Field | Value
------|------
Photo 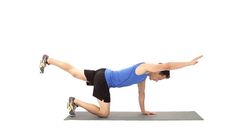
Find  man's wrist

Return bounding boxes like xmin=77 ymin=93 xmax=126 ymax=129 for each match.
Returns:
xmin=188 ymin=61 xmax=193 ymax=66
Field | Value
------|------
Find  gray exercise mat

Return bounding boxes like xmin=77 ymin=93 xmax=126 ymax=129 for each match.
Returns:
xmin=64 ymin=111 xmax=203 ymax=121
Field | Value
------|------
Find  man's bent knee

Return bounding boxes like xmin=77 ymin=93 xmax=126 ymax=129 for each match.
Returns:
xmin=99 ymin=111 xmax=110 ymax=118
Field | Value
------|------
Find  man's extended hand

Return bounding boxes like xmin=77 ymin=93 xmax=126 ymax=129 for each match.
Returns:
xmin=142 ymin=111 xmax=156 ymax=115
xmin=190 ymin=55 xmax=203 ymax=65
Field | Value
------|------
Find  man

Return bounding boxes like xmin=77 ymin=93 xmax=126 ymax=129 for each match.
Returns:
xmin=40 ymin=54 xmax=203 ymax=118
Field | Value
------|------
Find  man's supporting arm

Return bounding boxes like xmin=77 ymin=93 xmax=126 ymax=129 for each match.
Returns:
xmin=138 ymin=81 xmax=156 ymax=115
xmin=138 ymin=81 xmax=145 ymax=113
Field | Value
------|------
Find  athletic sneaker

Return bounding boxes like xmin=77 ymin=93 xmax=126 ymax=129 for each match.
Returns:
xmin=67 ymin=97 xmax=78 ymax=117
xmin=39 ymin=54 xmax=49 ymax=74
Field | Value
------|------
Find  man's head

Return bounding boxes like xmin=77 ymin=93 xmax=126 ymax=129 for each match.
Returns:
xmin=148 ymin=70 xmax=170 ymax=82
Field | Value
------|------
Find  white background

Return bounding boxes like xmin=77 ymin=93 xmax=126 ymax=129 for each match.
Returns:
xmin=0 ymin=0 xmax=236 ymax=133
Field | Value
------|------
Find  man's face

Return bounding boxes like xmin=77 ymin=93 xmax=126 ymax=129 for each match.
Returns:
xmin=149 ymin=72 xmax=166 ymax=82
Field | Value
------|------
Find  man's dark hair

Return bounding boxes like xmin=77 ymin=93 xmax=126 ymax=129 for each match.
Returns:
xmin=158 ymin=62 xmax=170 ymax=79
xmin=159 ymin=70 xmax=170 ymax=79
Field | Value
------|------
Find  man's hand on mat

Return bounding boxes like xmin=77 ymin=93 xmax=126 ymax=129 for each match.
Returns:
xmin=190 ymin=55 xmax=203 ymax=65
xmin=142 ymin=111 xmax=156 ymax=115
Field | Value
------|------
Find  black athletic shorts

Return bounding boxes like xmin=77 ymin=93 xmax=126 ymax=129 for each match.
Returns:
xmin=84 ymin=68 xmax=110 ymax=103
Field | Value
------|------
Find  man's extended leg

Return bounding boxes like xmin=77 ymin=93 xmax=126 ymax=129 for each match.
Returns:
xmin=45 ymin=56 xmax=87 ymax=81
xmin=73 ymin=98 xmax=110 ymax=118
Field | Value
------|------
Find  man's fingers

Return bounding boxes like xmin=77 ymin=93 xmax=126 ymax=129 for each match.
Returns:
xmin=150 ymin=112 xmax=157 ymax=115
xmin=193 ymin=55 xmax=203 ymax=61
xmin=143 ymin=111 xmax=156 ymax=115
xmin=146 ymin=112 xmax=156 ymax=115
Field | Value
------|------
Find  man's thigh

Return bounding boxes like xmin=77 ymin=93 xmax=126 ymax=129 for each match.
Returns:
xmin=69 ymin=68 xmax=87 ymax=81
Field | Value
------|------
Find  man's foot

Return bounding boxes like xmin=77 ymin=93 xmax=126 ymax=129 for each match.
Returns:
xmin=67 ymin=97 xmax=78 ymax=117
xmin=39 ymin=54 xmax=49 ymax=74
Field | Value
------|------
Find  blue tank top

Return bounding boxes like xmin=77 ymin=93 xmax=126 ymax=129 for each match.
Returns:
xmin=105 ymin=62 xmax=148 ymax=88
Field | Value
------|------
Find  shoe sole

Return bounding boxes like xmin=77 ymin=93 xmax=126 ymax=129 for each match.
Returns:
xmin=39 ymin=55 xmax=48 ymax=74
xmin=67 ymin=103 xmax=76 ymax=117
xmin=39 ymin=60 xmax=45 ymax=73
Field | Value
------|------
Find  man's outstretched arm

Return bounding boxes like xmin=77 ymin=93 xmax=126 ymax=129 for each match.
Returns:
xmin=136 ymin=55 xmax=203 ymax=75
xmin=166 ymin=55 xmax=203 ymax=70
